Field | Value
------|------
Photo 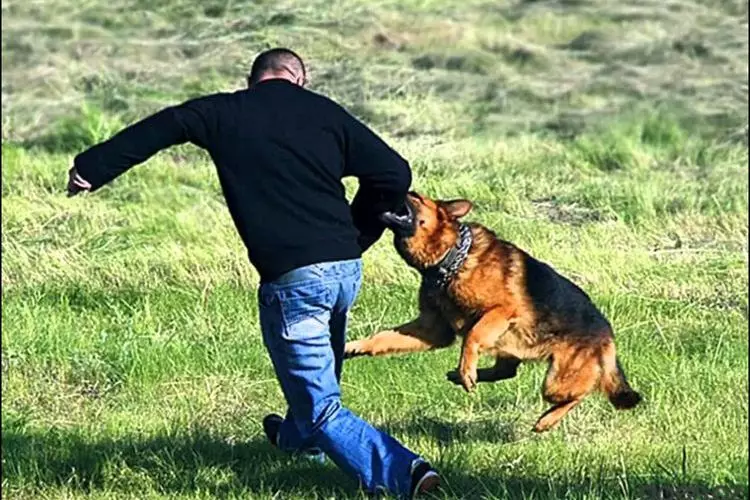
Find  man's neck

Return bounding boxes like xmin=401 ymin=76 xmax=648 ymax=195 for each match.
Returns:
xmin=253 ymin=72 xmax=298 ymax=87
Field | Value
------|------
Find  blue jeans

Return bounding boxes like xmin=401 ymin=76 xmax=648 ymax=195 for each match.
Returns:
xmin=258 ymin=259 xmax=419 ymax=497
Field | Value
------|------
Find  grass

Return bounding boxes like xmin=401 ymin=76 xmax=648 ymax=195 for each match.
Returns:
xmin=2 ymin=0 xmax=748 ymax=498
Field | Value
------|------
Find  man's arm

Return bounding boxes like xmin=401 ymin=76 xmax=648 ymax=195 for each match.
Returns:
xmin=342 ymin=114 xmax=412 ymax=252
xmin=69 ymin=95 xmax=220 ymax=195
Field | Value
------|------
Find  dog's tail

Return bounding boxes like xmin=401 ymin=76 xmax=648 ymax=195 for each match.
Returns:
xmin=599 ymin=339 xmax=641 ymax=410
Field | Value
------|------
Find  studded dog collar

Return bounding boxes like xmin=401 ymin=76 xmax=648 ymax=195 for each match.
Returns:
xmin=423 ymin=223 xmax=473 ymax=291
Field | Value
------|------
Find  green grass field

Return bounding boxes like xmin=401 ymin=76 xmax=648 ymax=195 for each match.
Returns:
xmin=2 ymin=0 xmax=748 ymax=498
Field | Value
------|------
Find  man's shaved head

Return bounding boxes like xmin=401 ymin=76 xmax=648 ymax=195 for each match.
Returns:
xmin=248 ymin=48 xmax=307 ymax=87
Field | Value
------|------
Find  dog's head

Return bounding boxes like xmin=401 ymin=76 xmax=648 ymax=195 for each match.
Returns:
xmin=380 ymin=191 xmax=473 ymax=270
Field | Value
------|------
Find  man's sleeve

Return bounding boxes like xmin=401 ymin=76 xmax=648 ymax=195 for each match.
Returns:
xmin=342 ymin=113 xmax=412 ymax=252
xmin=73 ymin=95 xmax=220 ymax=191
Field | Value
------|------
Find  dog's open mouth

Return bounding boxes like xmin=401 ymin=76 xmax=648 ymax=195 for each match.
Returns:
xmin=379 ymin=198 xmax=415 ymax=236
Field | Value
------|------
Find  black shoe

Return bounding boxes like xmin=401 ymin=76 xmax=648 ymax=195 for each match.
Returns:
xmin=263 ymin=413 xmax=326 ymax=463
xmin=263 ymin=413 xmax=283 ymax=447
xmin=410 ymin=459 xmax=440 ymax=498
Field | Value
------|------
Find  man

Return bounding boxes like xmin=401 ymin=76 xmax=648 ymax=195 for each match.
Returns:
xmin=66 ymin=48 xmax=440 ymax=498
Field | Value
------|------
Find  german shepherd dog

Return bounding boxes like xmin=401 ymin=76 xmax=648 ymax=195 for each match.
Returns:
xmin=344 ymin=192 xmax=641 ymax=432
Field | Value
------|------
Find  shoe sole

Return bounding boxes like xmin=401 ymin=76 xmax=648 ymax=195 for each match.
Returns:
xmin=414 ymin=472 xmax=440 ymax=497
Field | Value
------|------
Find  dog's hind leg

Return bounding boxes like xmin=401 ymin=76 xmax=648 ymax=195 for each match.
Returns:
xmin=533 ymin=342 xmax=600 ymax=432
xmin=533 ymin=399 xmax=584 ymax=433
xmin=447 ymin=355 xmax=520 ymax=386
xmin=344 ymin=313 xmax=454 ymax=359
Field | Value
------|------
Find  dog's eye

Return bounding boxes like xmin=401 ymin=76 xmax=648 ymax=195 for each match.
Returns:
xmin=419 ymin=219 xmax=426 ymax=226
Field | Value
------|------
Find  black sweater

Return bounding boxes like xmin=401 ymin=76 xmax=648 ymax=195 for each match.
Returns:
xmin=74 ymin=79 xmax=412 ymax=283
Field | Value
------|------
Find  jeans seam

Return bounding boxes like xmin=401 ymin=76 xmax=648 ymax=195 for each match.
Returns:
xmin=267 ymin=270 xmax=359 ymax=293
xmin=265 ymin=262 xmax=361 ymax=291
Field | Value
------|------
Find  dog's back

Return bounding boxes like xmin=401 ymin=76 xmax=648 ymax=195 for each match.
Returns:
xmin=521 ymin=248 xmax=612 ymax=339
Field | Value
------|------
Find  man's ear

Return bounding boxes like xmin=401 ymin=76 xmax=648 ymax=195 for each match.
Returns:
xmin=441 ymin=199 xmax=473 ymax=219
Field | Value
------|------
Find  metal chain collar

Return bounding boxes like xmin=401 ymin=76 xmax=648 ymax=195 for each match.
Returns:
xmin=422 ymin=223 xmax=473 ymax=292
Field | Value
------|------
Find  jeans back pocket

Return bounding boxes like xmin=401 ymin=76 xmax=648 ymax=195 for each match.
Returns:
xmin=266 ymin=283 xmax=334 ymax=342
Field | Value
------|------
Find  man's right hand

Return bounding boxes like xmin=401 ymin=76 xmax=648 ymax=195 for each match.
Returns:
xmin=66 ymin=167 xmax=92 ymax=197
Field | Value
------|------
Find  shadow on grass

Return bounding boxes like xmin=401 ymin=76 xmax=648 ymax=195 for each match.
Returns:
xmin=2 ymin=426 xmax=746 ymax=499
xmin=383 ymin=414 xmax=520 ymax=447
xmin=2 ymin=427 xmax=355 ymax=497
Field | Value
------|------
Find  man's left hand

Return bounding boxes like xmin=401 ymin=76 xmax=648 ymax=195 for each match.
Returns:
xmin=67 ymin=167 xmax=92 ymax=197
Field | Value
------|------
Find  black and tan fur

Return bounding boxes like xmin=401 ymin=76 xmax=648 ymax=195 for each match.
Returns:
xmin=344 ymin=192 xmax=641 ymax=432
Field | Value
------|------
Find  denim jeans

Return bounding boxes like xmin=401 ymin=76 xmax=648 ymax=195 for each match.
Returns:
xmin=258 ymin=259 xmax=419 ymax=497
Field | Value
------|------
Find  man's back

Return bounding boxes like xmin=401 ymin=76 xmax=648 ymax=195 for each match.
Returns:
xmin=200 ymin=80 xmax=369 ymax=282
xmin=73 ymin=79 xmax=411 ymax=282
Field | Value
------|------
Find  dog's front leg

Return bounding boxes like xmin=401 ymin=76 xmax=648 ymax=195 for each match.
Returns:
xmin=453 ymin=309 xmax=512 ymax=392
xmin=344 ymin=313 xmax=454 ymax=359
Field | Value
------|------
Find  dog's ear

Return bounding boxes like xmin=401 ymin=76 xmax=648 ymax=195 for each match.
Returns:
xmin=442 ymin=199 xmax=473 ymax=219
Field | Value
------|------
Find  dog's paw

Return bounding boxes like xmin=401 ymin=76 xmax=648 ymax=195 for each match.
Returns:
xmin=532 ymin=419 xmax=554 ymax=433
xmin=461 ymin=371 xmax=477 ymax=393
xmin=532 ymin=413 xmax=563 ymax=433
xmin=454 ymin=366 xmax=477 ymax=393
xmin=343 ymin=340 xmax=367 ymax=359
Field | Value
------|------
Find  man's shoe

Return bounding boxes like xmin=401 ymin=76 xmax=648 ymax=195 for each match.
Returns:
xmin=410 ymin=459 xmax=440 ymax=498
xmin=262 ymin=413 xmax=283 ymax=447
xmin=262 ymin=413 xmax=325 ymax=463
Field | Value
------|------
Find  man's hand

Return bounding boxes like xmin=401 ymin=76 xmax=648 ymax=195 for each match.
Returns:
xmin=67 ymin=167 xmax=92 ymax=197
